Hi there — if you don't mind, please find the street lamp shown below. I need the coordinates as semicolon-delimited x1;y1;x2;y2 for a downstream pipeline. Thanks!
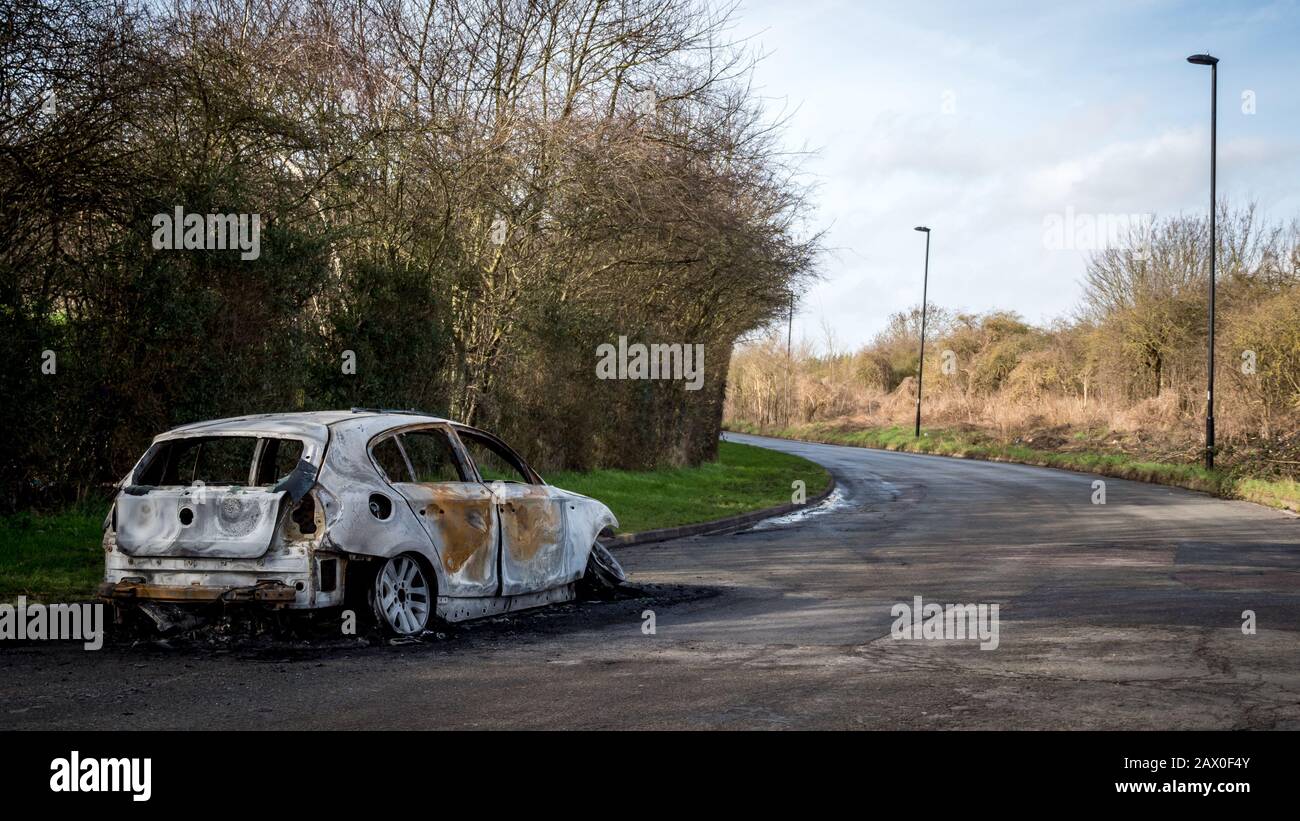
914;226;931;438
1187;52;1218;470
786;289;794;426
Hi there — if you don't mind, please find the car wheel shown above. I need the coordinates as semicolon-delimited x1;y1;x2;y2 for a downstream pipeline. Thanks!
577;540;627;597
370;554;434;636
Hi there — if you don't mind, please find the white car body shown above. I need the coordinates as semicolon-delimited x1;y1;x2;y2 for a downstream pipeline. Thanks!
101;410;620;625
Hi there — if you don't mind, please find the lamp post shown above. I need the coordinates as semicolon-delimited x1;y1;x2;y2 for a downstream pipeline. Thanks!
914;226;931;438
1187;52;1218;471
786;290;794;425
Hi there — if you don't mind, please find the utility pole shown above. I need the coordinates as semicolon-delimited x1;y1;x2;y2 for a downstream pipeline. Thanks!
913;226;931;438
1187;53;1218;470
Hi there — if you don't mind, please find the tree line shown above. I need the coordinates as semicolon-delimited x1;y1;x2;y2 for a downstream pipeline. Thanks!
1;0;819;510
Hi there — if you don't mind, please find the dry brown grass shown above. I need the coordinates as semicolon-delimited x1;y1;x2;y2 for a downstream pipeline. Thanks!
726;334;1297;480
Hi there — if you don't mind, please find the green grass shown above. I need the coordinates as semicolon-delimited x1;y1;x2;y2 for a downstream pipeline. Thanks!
1236;477;1300;512
0;506;105;604
547;440;832;533
1;441;832;603
726;420;1299;513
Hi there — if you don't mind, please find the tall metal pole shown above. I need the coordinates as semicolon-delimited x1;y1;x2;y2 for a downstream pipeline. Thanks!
1206;61;1217;471
914;227;931;438
1188;53;1218;470
786;291;794;426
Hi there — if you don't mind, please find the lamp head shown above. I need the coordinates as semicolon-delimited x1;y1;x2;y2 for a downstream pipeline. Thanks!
1187;53;1218;66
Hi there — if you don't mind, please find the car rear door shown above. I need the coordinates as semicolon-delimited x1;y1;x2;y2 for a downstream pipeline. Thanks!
371;426;499;597
453;428;570;596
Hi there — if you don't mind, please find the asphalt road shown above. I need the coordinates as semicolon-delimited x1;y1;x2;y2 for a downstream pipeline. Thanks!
4;433;1299;730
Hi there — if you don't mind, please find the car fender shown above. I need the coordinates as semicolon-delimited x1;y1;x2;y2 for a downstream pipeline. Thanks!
550;488;619;579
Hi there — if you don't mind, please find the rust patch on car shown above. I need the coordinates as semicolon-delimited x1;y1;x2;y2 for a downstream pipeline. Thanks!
502;497;562;561
423;486;494;575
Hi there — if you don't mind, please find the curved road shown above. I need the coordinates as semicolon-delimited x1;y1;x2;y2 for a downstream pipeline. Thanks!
4;433;1299;729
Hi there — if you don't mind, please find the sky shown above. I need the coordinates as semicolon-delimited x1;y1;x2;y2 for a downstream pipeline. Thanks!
733;0;1300;351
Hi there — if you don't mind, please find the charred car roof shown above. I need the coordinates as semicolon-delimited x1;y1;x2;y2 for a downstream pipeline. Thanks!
156;410;453;445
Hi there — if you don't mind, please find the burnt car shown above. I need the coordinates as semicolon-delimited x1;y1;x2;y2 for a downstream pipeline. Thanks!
100;409;626;635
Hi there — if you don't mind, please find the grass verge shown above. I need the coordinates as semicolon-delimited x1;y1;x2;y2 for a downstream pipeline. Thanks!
546;439;832;533
0;506;105;604
1;441;832;603
725;420;1299;514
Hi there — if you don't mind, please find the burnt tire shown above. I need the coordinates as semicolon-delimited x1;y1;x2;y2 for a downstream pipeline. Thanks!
369;554;435;636
577;541;627;598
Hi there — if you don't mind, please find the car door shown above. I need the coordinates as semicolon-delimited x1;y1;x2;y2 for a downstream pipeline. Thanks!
453;428;570;596
370;426;499;598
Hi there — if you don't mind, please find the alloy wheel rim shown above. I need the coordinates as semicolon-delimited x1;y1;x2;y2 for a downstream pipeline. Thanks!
378;556;430;634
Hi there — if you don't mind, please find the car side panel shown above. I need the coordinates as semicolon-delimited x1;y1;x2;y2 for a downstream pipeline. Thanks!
495;483;570;595
392;481;499;597
448;423;620;593
554;489;619;578
314;421;446;591
304;417;622;607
